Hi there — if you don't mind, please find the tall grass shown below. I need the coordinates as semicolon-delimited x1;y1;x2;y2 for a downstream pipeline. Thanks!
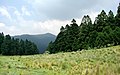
0;46;120;75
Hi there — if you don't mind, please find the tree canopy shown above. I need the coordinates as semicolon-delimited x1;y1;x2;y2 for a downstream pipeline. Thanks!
0;33;39;55
47;3;120;54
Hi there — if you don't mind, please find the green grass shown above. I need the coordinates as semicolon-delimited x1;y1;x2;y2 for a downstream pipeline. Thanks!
0;46;120;75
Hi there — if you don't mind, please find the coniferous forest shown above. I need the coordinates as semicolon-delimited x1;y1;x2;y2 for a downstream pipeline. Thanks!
0;33;39;55
0;4;120;55
47;4;120;53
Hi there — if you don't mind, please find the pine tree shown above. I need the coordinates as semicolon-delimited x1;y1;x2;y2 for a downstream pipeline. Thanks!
60;26;65;32
107;10;115;29
0;32;4;54
115;3;120;27
1;35;11;55
19;39;25;55
79;15;93;49
94;10;108;32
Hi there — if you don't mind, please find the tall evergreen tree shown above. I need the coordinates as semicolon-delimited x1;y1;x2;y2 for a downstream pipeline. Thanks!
19;39;25;55
79;15;93;49
115;3;120;27
107;10;115;29
47;19;79;53
94;10;108;32
0;32;4;54
1;35;11;55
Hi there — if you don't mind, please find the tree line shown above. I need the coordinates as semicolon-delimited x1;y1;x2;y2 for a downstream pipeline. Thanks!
47;3;120;53
0;33;39;55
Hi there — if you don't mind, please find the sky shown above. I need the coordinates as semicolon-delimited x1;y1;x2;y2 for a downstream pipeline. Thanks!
0;0;119;36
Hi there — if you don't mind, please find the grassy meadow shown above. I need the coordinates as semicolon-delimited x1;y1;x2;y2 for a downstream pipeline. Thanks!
0;46;120;75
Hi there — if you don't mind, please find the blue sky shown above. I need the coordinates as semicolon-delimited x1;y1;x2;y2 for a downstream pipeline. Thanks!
0;0;119;35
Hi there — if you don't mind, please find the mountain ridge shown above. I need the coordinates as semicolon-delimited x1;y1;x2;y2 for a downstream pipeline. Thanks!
13;33;56;53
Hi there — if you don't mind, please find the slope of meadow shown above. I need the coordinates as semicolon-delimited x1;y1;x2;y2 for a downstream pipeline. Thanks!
0;46;120;75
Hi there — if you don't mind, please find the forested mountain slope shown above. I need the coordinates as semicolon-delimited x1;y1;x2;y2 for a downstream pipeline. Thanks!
14;33;56;53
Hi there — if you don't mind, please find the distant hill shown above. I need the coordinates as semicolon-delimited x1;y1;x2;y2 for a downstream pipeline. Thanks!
14;33;56;53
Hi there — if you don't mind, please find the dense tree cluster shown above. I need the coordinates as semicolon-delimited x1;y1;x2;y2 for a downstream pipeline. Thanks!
0;33;39;55
47;4;120;53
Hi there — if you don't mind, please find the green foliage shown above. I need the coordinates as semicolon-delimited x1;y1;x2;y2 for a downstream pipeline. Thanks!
0;32;4;54
115;3;120;27
0;33;39;55
14;33;56;53
47;19;80;53
47;3;120;53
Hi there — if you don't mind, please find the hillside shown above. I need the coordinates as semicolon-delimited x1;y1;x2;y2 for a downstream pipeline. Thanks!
0;46;120;75
14;33;56;53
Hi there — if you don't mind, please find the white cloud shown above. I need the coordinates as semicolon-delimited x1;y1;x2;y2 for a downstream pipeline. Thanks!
31;20;70;35
14;6;31;18
0;23;5;27
12;11;98;36
0;11;98;36
26;0;119;20
14;10;21;16
21;6;31;16
0;5;99;36
0;23;21;36
0;6;12;19
0;19;70;36
14;19;70;35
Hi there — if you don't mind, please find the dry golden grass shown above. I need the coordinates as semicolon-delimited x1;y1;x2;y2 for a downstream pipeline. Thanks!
0;45;120;75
